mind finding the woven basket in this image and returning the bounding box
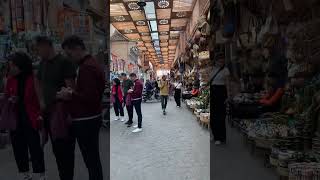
[254,138,275,149]
[270,156,279,166]
[277,166,289,177]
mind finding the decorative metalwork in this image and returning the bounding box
[159,19,169,25]
[124,29,133,33]
[176,12,187,18]
[114,16,126,22]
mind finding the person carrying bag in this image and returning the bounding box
[210,53,230,145]
[1,52,47,180]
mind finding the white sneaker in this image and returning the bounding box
[114,117,120,121]
[120,117,125,122]
[132,128,142,133]
[133,125,138,128]
[215,141,221,145]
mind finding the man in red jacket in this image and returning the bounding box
[57,36,104,180]
[127,73,143,132]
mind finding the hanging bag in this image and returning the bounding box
[49,102,72,140]
[209,65,225,85]
[126,93,132,107]
[0,95,18,130]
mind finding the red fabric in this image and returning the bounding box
[111,85,123,103]
[191,89,199,96]
[49,102,72,140]
[5,75,41,130]
[70,55,105,119]
[259,88,284,106]
[130,79,143,100]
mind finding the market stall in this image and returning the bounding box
[208,0,320,178]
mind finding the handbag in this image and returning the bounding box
[0,96,18,131]
[209,66,225,85]
[126,93,132,106]
[49,102,72,140]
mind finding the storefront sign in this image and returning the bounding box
[111,54,118,72]
[128,63,134,73]
[12,0,25,33]
[72,14,91,41]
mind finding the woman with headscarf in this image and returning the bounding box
[5,52,46,180]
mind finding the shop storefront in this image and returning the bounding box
[209,0,320,179]
[172,0,211,128]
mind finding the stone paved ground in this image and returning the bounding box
[0,128,110,180]
[0,99,278,180]
[211,122,278,180]
[110,99,210,180]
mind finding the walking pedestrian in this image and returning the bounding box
[174,80,182,107]
[34,36,76,180]
[5,52,46,180]
[58,35,104,180]
[120,73,134,125]
[111,78,125,121]
[127,73,143,132]
[209,53,231,145]
[159,75,169,115]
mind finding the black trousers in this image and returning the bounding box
[43,108,75,180]
[10,126,45,173]
[174,89,181,106]
[113,98,124,117]
[71,118,103,180]
[128,99,143,128]
[210,85,227,142]
[160,95,168,110]
[51,136,75,180]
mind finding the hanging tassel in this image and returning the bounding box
[282,0,294,11]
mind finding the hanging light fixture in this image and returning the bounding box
[158,0,169,8]
[128,2,140,10]
[136,21,146,26]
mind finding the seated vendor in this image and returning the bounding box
[191,88,199,97]
[183,86,200,99]
[259,76,285,112]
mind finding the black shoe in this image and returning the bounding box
[125,121,132,125]
[127,122,133,127]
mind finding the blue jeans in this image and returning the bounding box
[161,95,168,110]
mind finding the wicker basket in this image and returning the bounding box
[270,156,279,166]
[199,113,210,128]
[277,166,289,177]
[254,138,275,149]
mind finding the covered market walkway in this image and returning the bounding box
[110,99,277,180]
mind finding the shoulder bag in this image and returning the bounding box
[209,66,225,85]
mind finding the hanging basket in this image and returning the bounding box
[198,51,210,61]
